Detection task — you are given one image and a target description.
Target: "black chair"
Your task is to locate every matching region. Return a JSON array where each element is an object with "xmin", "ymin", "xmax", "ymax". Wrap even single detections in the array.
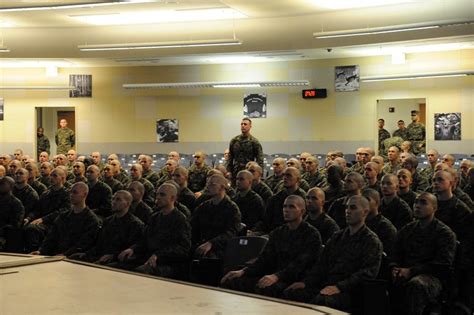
[{"xmin": 222, "ymin": 236, "xmax": 268, "ymax": 275}]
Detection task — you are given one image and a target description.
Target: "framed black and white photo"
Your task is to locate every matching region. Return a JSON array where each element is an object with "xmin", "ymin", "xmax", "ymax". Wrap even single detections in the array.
[
  {"xmin": 156, "ymin": 119, "xmax": 179, "ymax": 143},
  {"xmin": 335, "ymin": 65, "xmax": 360, "ymax": 92},
  {"xmin": 69, "ymin": 74, "xmax": 92, "ymax": 97},
  {"xmin": 243, "ymin": 93, "xmax": 267, "ymax": 118},
  {"xmin": 0, "ymin": 98, "xmax": 4, "ymax": 120},
  {"xmin": 434, "ymin": 113, "xmax": 461, "ymax": 140}
]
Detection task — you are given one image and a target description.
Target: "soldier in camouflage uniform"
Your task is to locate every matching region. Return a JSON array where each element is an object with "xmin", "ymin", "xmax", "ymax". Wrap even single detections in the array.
[
  {"xmin": 420, "ymin": 149, "xmax": 439, "ymax": 185},
  {"xmin": 227, "ymin": 118, "xmax": 263, "ymax": 183},
  {"xmin": 302, "ymin": 156, "xmax": 328, "ymax": 189},
  {"xmin": 188, "ymin": 151, "xmax": 212, "ymax": 193},
  {"xmin": 36, "ymin": 127, "xmax": 50, "ymax": 158},
  {"xmin": 264, "ymin": 157, "xmax": 286, "ymax": 193},
  {"xmin": 406, "ymin": 110, "xmax": 425, "ymax": 155},
  {"xmin": 139, "ymin": 154, "xmax": 160, "ymax": 188},
  {"xmin": 389, "ymin": 192, "xmax": 456, "ymax": 315},
  {"xmin": 382, "ymin": 146, "xmax": 402, "ymax": 175},
  {"xmin": 378, "ymin": 119, "xmax": 391, "ymax": 155},
  {"xmin": 349, "ymin": 147, "xmax": 372, "ymax": 174},
  {"xmin": 55, "ymin": 119, "xmax": 75, "ymax": 155},
  {"xmin": 392, "ymin": 120, "xmax": 408, "ymax": 140}
]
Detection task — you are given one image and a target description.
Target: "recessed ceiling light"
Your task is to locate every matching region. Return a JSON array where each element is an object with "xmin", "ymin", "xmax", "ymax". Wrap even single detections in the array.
[
  {"xmin": 70, "ymin": 8, "xmax": 247, "ymax": 25},
  {"xmin": 311, "ymin": 0, "xmax": 415, "ymax": 10}
]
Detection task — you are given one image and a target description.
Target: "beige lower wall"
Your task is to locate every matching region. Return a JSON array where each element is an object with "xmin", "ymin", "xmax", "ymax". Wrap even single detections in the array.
[{"xmin": 0, "ymin": 50, "xmax": 472, "ymax": 158}]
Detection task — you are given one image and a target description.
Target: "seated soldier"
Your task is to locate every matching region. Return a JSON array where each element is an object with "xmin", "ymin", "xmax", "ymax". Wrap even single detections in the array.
[
  {"xmin": 328, "ymin": 172, "xmax": 365, "ymax": 229},
  {"xmin": 157, "ymin": 151, "xmax": 180, "ymax": 178},
  {"xmin": 246, "ymin": 162, "xmax": 273, "ymax": 205},
  {"xmin": 0, "ymin": 165, "xmax": 5, "ymax": 178},
  {"xmin": 283, "ymin": 195, "xmax": 382, "ymax": 312},
  {"xmin": 188, "ymin": 151, "xmax": 212, "ymax": 193},
  {"xmin": 382, "ymin": 146, "xmax": 402, "ymax": 175},
  {"xmin": 139, "ymin": 154, "xmax": 160, "ymax": 188},
  {"xmin": 127, "ymin": 181, "xmax": 153, "ymax": 225},
  {"xmin": 172, "ymin": 166, "xmax": 197, "ymax": 212},
  {"xmin": 72, "ymin": 190, "xmax": 144, "ymax": 265},
  {"xmin": 446, "ymin": 167, "xmax": 474, "ymax": 209},
  {"xmin": 463, "ymin": 167, "xmax": 474, "ymax": 201},
  {"xmin": 362, "ymin": 188, "xmax": 397, "ymax": 256},
  {"xmin": 102, "ymin": 163, "xmax": 124, "ymax": 194},
  {"xmin": 8, "ymin": 160, "xmax": 22, "ymax": 179},
  {"xmin": 458, "ymin": 159, "xmax": 473, "ymax": 189},
  {"xmin": 86, "ymin": 165, "xmax": 112, "ymax": 218},
  {"xmin": 39, "ymin": 161, "xmax": 53, "ymax": 187},
  {"xmin": 264, "ymin": 157, "xmax": 286, "ymax": 193},
  {"xmin": 397, "ymin": 169, "xmax": 417, "ymax": 211},
  {"xmin": 401, "ymin": 154, "xmax": 429, "ymax": 193},
  {"xmin": 221, "ymin": 195, "xmax": 322, "ymax": 297},
  {"xmin": 25, "ymin": 163, "xmax": 47, "ymax": 197},
  {"xmin": 302, "ymin": 156, "xmax": 328, "ymax": 189},
  {"xmin": 380, "ymin": 174, "xmax": 413, "ymax": 230},
  {"xmin": 161, "ymin": 180, "xmax": 191, "ymax": 219},
  {"xmin": 23, "ymin": 167, "xmax": 71, "ymax": 252},
  {"xmin": 90, "ymin": 152, "xmax": 105, "ymax": 171},
  {"xmin": 255, "ymin": 167, "xmax": 306, "ymax": 235},
  {"xmin": 299, "ymin": 152, "xmax": 312, "ymax": 174},
  {"xmin": 232, "ymin": 170, "xmax": 265, "ymax": 231},
  {"xmin": 66, "ymin": 149, "xmax": 77, "ymax": 171},
  {"xmin": 38, "ymin": 151, "xmax": 49, "ymax": 164},
  {"xmin": 349, "ymin": 147, "xmax": 373, "ymax": 175},
  {"xmin": 128, "ymin": 163, "xmax": 155, "ymax": 207},
  {"xmin": 442, "ymin": 154, "xmax": 455, "ymax": 168},
  {"xmin": 31, "ymin": 182, "xmax": 101, "ymax": 257},
  {"xmin": 305, "ymin": 187, "xmax": 339, "ymax": 245},
  {"xmin": 432, "ymin": 170, "xmax": 471, "ymax": 244},
  {"xmin": 118, "ymin": 184, "xmax": 191, "ymax": 278},
  {"xmin": 68, "ymin": 161, "xmax": 87, "ymax": 184},
  {"xmin": 13, "ymin": 167, "xmax": 39, "ymax": 216},
  {"xmin": 0, "ymin": 177, "xmax": 25, "ymax": 251},
  {"xmin": 110, "ymin": 159, "xmax": 130, "ymax": 186},
  {"xmin": 389, "ymin": 192, "xmax": 457, "ymax": 315},
  {"xmin": 279, "ymin": 158, "xmax": 310, "ymax": 192},
  {"xmin": 191, "ymin": 174, "xmax": 241, "ymax": 259},
  {"xmin": 155, "ymin": 159, "xmax": 178, "ymax": 189},
  {"xmin": 364, "ymin": 161, "xmax": 381, "ymax": 194},
  {"xmin": 322, "ymin": 165, "xmax": 345, "ymax": 210}
]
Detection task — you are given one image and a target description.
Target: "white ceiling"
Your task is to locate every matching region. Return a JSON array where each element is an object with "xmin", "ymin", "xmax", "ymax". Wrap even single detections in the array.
[{"xmin": 0, "ymin": 0, "xmax": 472, "ymax": 67}]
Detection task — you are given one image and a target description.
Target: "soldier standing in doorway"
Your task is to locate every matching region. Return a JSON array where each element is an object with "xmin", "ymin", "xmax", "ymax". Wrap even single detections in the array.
[{"xmin": 55, "ymin": 119, "xmax": 75, "ymax": 155}]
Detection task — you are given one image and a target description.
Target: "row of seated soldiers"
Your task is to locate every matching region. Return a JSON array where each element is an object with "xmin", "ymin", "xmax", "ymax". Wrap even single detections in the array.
[{"xmin": 0, "ymin": 147, "xmax": 473, "ymax": 313}]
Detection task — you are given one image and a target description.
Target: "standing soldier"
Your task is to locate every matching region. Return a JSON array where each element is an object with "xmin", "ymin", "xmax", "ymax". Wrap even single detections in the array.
[
  {"xmin": 378, "ymin": 119, "xmax": 391, "ymax": 155},
  {"xmin": 406, "ymin": 110, "xmax": 425, "ymax": 155},
  {"xmin": 392, "ymin": 120, "xmax": 408, "ymax": 140},
  {"xmin": 37, "ymin": 127, "xmax": 50, "ymax": 158},
  {"xmin": 227, "ymin": 118, "xmax": 263, "ymax": 182},
  {"xmin": 55, "ymin": 119, "xmax": 75, "ymax": 155}
]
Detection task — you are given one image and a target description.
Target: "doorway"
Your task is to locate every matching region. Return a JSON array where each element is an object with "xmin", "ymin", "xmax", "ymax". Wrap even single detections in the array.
[
  {"xmin": 35, "ymin": 107, "xmax": 76, "ymax": 158},
  {"xmin": 376, "ymin": 98, "xmax": 426, "ymax": 156}
]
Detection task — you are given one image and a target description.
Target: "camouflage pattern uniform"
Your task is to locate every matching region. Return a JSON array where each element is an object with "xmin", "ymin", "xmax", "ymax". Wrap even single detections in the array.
[
  {"xmin": 12, "ymin": 184, "xmax": 39, "ymax": 216},
  {"xmin": 303, "ymin": 172, "xmax": 328, "ymax": 189},
  {"xmin": 232, "ymin": 190, "xmax": 265, "ymax": 230},
  {"xmin": 130, "ymin": 200, "xmax": 153, "ymax": 225},
  {"xmin": 366, "ymin": 213, "xmax": 397, "ymax": 256},
  {"xmin": 252, "ymin": 181, "xmax": 273, "ymax": 205},
  {"xmin": 305, "ymin": 213, "xmax": 339, "ymax": 245},
  {"xmin": 29, "ymin": 180, "xmax": 47, "ymax": 197},
  {"xmin": 406, "ymin": 122, "xmax": 426, "ymax": 155},
  {"xmin": 264, "ymin": 173, "xmax": 283, "ymax": 193},
  {"xmin": 389, "ymin": 218, "xmax": 456, "ymax": 315},
  {"xmin": 55, "ymin": 127, "xmax": 75, "ymax": 155},
  {"xmin": 380, "ymin": 196, "xmax": 413, "ymax": 230},
  {"xmin": 393, "ymin": 128, "xmax": 408, "ymax": 140},
  {"xmin": 37, "ymin": 134, "xmax": 50, "ymax": 156},
  {"xmin": 379, "ymin": 128, "xmax": 391, "ymax": 154},
  {"xmin": 382, "ymin": 162, "xmax": 402, "ymax": 175},
  {"xmin": 188, "ymin": 164, "xmax": 212, "ymax": 193},
  {"xmin": 348, "ymin": 162, "xmax": 364, "ymax": 175},
  {"xmin": 223, "ymin": 221, "xmax": 322, "ymax": 297},
  {"xmin": 419, "ymin": 165, "xmax": 435, "ymax": 185},
  {"xmin": 411, "ymin": 170, "xmax": 429, "ymax": 193},
  {"xmin": 102, "ymin": 177, "xmax": 124, "ymax": 194},
  {"xmin": 0, "ymin": 194, "xmax": 24, "ymax": 249},
  {"xmin": 227, "ymin": 134, "xmax": 263, "ymax": 180},
  {"xmin": 284, "ymin": 225, "xmax": 382, "ymax": 311},
  {"xmin": 143, "ymin": 169, "xmax": 160, "ymax": 188}
]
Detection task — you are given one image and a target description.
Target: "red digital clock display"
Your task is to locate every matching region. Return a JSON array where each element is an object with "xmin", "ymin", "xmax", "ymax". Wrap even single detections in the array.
[{"xmin": 302, "ymin": 89, "xmax": 327, "ymax": 99}]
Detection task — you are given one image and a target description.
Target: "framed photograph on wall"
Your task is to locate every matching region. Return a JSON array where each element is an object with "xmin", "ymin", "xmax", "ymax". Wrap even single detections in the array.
[
  {"xmin": 243, "ymin": 93, "xmax": 267, "ymax": 118},
  {"xmin": 434, "ymin": 113, "xmax": 461, "ymax": 140},
  {"xmin": 335, "ymin": 65, "xmax": 360, "ymax": 92},
  {"xmin": 0, "ymin": 98, "xmax": 3, "ymax": 120},
  {"xmin": 69, "ymin": 74, "xmax": 92, "ymax": 97},
  {"xmin": 157, "ymin": 119, "xmax": 179, "ymax": 143}
]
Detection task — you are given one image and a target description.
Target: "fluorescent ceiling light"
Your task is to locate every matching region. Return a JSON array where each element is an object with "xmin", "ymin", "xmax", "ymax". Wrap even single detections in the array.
[
  {"xmin": 0, "ymin": 47, "xmax": 10, "ymax": 53},
  {"xmin": 0, "ymin": 1, "xmax": 154, "ymax": 12},
  {"xmin": 79, "ymin": 39, "xmax": 242, "ymax": 51},
  {"xmin": 314, "ymin": 20, "xmax": 474, "ymax": 39},
  {"xmin": 0, "ymin": 86, "xmax": 77, "ymax": 90},
  {"xmin": 361, "ymin": 70, "xmax": 474, "ymax": 82},
  {"xmin": 123, "ymin": 80, "xmax": 309, "ymax": 89},
  {"xmin": 0, "ymin": 60, "xmax": 73, "ymax": 68},
  {"xmin": 312, "ymin": 0, "xmax": 415, "ymax": 10},
  {"xmin": 70, "ymin": 8, "xmax": 247, "ymax": 26}
]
